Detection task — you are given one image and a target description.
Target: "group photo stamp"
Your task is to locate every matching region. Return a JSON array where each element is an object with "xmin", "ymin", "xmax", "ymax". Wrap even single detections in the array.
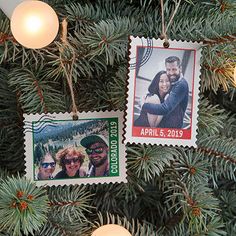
[
  {"xmin": 125, "ymin": 36, "xmax": 202, "ymax": 147},
  {"xmin": 24, "ymin": 110, "xmax": 126, "ymax": 186}
]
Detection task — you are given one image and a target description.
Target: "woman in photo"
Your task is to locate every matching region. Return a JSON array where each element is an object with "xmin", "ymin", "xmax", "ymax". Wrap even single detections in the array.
[
  {"xmin": 134, "ymin": 70, "xmax": 171, "ymax": 127},
  {"xmin": 37, "ymin": 153, "xmax": 56, "ymax": 180},
  {"xmin": 54, "ymin": 147, "xmax": 86, "ymax": 179}
]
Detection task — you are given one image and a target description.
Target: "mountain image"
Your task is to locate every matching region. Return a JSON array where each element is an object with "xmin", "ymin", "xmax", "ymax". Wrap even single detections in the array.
[{"xmin": 33, "ymin": 119, "xmax": 107, "ymax": 144}]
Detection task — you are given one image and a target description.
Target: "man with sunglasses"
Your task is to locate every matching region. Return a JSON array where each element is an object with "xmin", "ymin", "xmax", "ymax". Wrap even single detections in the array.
[
  {"xmin": 37, "ymin": 153, "xmax": 56, "ymax": 180},
  {"xmin": 81, "ymin": 134, "xmax": 109, "ymax": 177}
]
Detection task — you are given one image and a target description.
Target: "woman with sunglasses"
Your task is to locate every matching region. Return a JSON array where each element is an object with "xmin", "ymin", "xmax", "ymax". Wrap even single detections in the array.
[
  {"xmin": 37, "ymin": 153, "xmax": 56, "ymax": 180},
  {"xmin": 54, "ymin": 147, "xmax": 86, "ymax": 179}
]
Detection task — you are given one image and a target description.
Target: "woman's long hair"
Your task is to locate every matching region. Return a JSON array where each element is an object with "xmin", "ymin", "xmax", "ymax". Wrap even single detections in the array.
[{"xmin": 148, "ymin": 70, "xmax": 168, "ymax": 100}]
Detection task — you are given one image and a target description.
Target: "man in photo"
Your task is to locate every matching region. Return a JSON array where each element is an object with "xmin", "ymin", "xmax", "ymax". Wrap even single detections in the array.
[
  {"xmin": 141, "ymin": 56, "xmax": 189, "ymax": 128},
  {"xmin": 80, "ymin": 134, "xmax": 109, "ymax": 177}
]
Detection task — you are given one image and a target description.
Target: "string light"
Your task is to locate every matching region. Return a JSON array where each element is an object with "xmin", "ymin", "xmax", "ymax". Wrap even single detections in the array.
[
  {"xmin": 0, "ymin": 0, "xmax": 59, "ymax": 49},
  {"xmin": 91, "ymin": 224, "xmax": 132, "ymax": 236},
  {"xmin": 10, "ymin": 0, "xmax": 59, "ymax": 49}
]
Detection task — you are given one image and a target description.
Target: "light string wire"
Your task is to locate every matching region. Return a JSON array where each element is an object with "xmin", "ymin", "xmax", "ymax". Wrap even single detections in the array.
[
  {"xmin": 60, "ymin": 18, "xmax": 78, "ymax": 120},
  {"xmin": 160, "ymin": 0, "xmax": 182, "ymax": 47}
]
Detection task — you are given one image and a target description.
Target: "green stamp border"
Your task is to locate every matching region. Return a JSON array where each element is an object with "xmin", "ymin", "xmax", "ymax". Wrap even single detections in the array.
[{"xmin": 32, "ymin": 117, "xmax": 119, "ymax": 181}]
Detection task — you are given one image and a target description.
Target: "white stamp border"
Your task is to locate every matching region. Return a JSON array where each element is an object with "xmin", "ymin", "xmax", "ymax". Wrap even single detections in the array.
[
  {"xmin": 24, "ymin": 110, "xmax": 126, "ymax": 186},
  {"xmin": 125, "ymin": 36, "xmax": 202, "ymax": 147}
]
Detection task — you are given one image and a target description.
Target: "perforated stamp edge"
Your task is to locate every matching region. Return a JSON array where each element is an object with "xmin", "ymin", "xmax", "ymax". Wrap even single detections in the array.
[
  {"xmin": 125, "ymin": 36, "xmax": 202, "ymax": 147},
  {"xmin": 23, "ymin": 110, "xmax": 126, "ymax": 186}
]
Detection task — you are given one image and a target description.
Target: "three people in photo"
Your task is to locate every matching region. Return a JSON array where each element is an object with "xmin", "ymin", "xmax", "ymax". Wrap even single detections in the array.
[
  {"xmin": 36, "ymin": 134, "xmax": 109, "ymax": 180},
  {"xmin": 135, "ymin": 56, "xmax": 189, "ymax": 128}
]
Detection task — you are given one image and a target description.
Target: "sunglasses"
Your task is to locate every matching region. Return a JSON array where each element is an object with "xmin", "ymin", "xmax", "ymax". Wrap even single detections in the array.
[
  {"xmin": 64, "ymin": 158, "xmax": 80, "ymax": 165},
  {"xmin": 86, "ymin": 147, "xmax": 104, "ymax": 155},
  {"xmin": 41, "ymin": 162, "xmax": 55, "ymax": 168}
]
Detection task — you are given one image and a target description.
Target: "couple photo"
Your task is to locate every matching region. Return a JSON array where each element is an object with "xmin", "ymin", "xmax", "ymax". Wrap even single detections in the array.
[
  {"xmin": 133, "ymin": 48, "xmax": 194, "ymax": 130},
  {"xmin": 33, "ymin": 119, "xmax": 110, "ymax": 180}
]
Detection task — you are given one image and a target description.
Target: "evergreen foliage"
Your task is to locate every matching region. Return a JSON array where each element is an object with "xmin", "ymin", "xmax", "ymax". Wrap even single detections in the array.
[
  {"xmin": 0, "ymin": 176, "xmax": 48, "ymax": 236},
  {"xmin": 0, "ymin": 0, "xmax": 236, "ymax": 235}
]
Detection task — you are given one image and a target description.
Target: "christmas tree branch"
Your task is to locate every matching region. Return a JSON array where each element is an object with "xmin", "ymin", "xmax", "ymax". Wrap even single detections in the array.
[
  {"xmin": 36, "ymin": 219, "xmax": 70, "ymax": 236},
  {"xmin": 0, "ymin": 1, "xmax": 235, "ymax": 235},
  {"xmin": 126, "ymin": 144, "xmax": 178, "ymax": 182},
  {"xmin": 8, "ymin": 67, "xmax": 66, "ymax": 113},
  {"xmin": 203, "ymin": 34, "xmax": 236, "ymax": 46},
  {"xmin": 197, "ymin": 146, "xmax": 236, "ymax": 165},
  {"xmin": 0, "ymin": 176, "xmax": 48, "ymax": 236}
]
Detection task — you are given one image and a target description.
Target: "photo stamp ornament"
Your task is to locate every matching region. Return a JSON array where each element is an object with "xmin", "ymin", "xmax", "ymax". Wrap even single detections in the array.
[
  {"xmin": 125, "ymin": 36, "xmax": 202, "ymax": 147},
  {"xmin": 24, "ymin": 110, "xmax": 126, "ymax": 186}
]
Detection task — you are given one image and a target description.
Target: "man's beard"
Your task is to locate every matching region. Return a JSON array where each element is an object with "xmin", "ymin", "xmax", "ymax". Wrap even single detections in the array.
[
  {"xmin": 169, "ymin": 73, "xmax": 180, "ymax": 83},
  {"xmin": 91, "ymin": 155, "xmax": 107, "ymax": 167}
]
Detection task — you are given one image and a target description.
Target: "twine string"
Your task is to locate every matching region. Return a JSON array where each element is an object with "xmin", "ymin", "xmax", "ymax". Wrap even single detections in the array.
[
  {"xmin": 165, "ymin": 0, "xmax": 182, "ymax": 33},
  {"xmin": 60, "ymin": 18, "xmax": 78, "ymax": 120},
  {"xmin": 160, "ymin": 0, "xmax": 167, "ymax": 41},
  {"xmin": 160, "ymin": 0, "xmax": 182, "ymax": 47}
]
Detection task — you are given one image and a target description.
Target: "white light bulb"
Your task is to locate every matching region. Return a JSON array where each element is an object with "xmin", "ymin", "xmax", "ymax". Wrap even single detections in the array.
[
  {"xmin": 91, "ymin": 224, "xmax": 132, "ymax": 236},
  {"xmin": 11, "ymin": 0, "xmax": 59, "ymax": 49},
  {"xmin": 25, "ymin": 15, "xmax": 42, "ymax": 33}
]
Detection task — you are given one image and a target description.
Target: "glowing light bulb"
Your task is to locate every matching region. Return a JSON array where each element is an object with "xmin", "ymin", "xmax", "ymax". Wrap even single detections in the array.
[
  {"xmin": 11, "ymin": 1, "xmax": 59, "ymax": 49},
  {"xmin": 91, "ymin": 224, "xmax": 132, "ymax": 236},
  {"xmin": 25, "ymin": 15, "xmax": 42, "ymax": 33}
]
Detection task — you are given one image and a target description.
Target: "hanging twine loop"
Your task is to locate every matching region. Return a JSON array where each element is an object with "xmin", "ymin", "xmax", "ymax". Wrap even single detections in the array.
[
  {"xmin": 160, "ymin": 0, "xmax": 182, "ymax": 48},
  {"xmin": 60, "ymin": 18, "xmax": 78, "ymax": 120}
]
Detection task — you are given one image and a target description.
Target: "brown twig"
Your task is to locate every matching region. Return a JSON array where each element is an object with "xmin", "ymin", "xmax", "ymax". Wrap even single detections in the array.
[
  {"xmin": 197, "ymin": 146, "xmax": 236, "ymax": 164},
  {"xmin": 202, "ymin": 64, "xmax": 227, "ymax": 74},
  {"xmin": 0, "ymin": 32, "xmax": 16, "ymax": 44},
  {"xmin": 203, "ymin": 34, "xmax": 236, "ymax": 46},
  {"xmin": 48, "ymin": 201, "xmax": 80, "ymax": 207},
  {"xmin": 32, "ymin": 80, "xmax": 48, "ymax": 113}
]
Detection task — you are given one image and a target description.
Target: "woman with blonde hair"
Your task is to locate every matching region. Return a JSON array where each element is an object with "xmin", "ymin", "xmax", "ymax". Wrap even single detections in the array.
[{"xmin": 54, "ymin": 147, "xmax": 86, "ymax": 179}]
